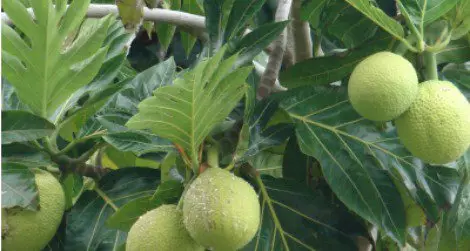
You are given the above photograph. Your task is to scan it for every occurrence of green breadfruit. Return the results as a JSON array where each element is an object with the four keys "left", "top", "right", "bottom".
[
  {"left": 395, "top": 80, "right": 470, "bottom": 164},
  {"left": 183, "top": 167, "right": 261, "bottom": 251},
  {"left": 2, "top": 169, "right": 65, "bottom": 251},
  {"left": 126, "top": 204, "right": 204, "bottom": 251},
  {"left": 348, "top": 51, "right": 419, "bottom": 121}
]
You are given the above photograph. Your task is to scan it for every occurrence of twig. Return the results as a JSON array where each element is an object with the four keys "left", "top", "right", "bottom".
[
  {"left": 54, "top": 131, "right": 107, "bottom": 156},
  {"left": 258, "top": 0, "right": 293, "bottom": 99},
  {"left": 52, "top": 154, "right": 110, "bottom": 180},
  {"left": 291, "top": 0, "right": 313, "bottom": 62}
]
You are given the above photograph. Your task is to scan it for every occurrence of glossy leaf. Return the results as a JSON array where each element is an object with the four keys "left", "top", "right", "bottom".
[
  {"left": 442, "top": 63, "right": 470, "bottom": 97},
  {"left": 181, "top": 0, "right": 204, "bottom": 56},
  {"left": 100, "top": 57, "right": 177, "bottom": 116},
  {"left": 2, "top": 110, "right": 55, "bottom": 144},
  {"left": 243, "top": 176, "right": 369, "bottom": 250},
  {"left": 399, "top": 0, "right": 459, "bottom": 27},
  {"left": 1, "top": 163, "right": 38, "bottom": 210},
  {"left": 155, "top": 0, "right": 181, "bottom": 51},
  {"left": 278, "top": 85, "right": 410, "bottom": 244},
  {"left": 1, "top": 0, "right": 111, "bottom": 117},
  {"left": 127, "top": 48, "right": 252, "bottom": 164},
  {"left": 301, "top": 0, "right": 328, "bottom": 28},
  {"left": 437, "top": 38, "right": 470, "bottom": 64},
  {"left": 204, "top": 0, "right": 225, "bottom": 54},
  {"left": 279, "top": 31, "right": 395, "bottom": 89},
  {"left": 105, "top": 180, "right": 183, "bottom": 231},
  {"left": 225, "top": 0, "right": 266, "bottom": 41},
  {"left": 1, "top": 79, "right": 29, "bottom": 111},
  {"left": 343, "top": 0, "right": 405, "bottom": 42},
  {"left": 230, "top": 21, "right": 290, "bottom": 67},
  {"left": 103, "top": 130, "right": 174, "bottom": 156},
  {"left": 2, "top": 143, "right": 54, "bottom": 168},
  {"left": 282, "top": 134, "right": 311, "bottom": 183},
  {"left": 64, "top": 168, "right": 161, "bottom": 250}
]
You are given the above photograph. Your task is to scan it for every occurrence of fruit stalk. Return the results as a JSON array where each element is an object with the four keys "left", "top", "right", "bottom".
[{"left": 423, "top": 51, "right": 438, "bottom": 80}]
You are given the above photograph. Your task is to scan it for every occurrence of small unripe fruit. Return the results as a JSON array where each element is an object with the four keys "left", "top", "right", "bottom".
[
  {"left": 183, "top": 167, "right": 260, "bottom": 250},
  {"left": 2, "top": 169, "right": 65, "bottom": 251},
  {"left": 348, "top": 52, "right": 419, "bottom": 121},
  {"left": 126, "top": 204, "right": 204, "bottom": 251},
  {"left": 395, "top": 80, "right": 470, "bottom": 164}
]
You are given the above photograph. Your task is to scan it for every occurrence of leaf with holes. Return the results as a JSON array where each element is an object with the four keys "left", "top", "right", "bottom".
[
  {"left": 64, "top": 168, "right": 161, "bottom": 250},
  {"left": 1, "top": 0, "right": 112, "bottom": 118},
  {"left": 127, "top": 48, "right": 252, "bottom": 165}
]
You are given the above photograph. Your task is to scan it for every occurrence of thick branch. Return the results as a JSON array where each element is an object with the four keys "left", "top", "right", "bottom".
[
  {"left": 1, "top": 4, "right": 206, "bottom": 29},
  {"left": 258, "top": 0, "right": 293, "bottom": 99},
  {"left": 291, "top": 0, "right": 313, "bottom": 62}
]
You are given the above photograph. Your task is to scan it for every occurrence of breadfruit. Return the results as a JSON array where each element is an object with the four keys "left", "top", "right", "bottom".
[
  {"left": 395, "top": 80, "right": 470, "bottom": 164},
  {"left": 126, "top": 204, "right": 204, "bottom": 251},
  {"left": 2, "top": 169, "right": 65, "bottom": 251},
  {"left": 183, "top": 167, "right": 260, "bottom": 251},
  {"left": 348, "top": 51, "right": 419, "bottom": 121}
]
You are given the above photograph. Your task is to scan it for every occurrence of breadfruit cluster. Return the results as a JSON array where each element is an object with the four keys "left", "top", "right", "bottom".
[
  {"left": 126, "top": 167, "right": 261, "bottom": 251},
  {"left": 349, "top": 52, "right": 470, "bottom": 164},
  {"left": 2, "top": 169, "right": 65, "bottom": 251}
]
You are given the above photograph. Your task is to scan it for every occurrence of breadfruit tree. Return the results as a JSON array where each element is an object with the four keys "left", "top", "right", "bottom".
[{"left": 1, "top": 0, "right": 469, "bottom": 251}]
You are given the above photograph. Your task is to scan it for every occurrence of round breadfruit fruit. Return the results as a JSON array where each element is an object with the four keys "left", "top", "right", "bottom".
[
  {"left": 126, "top": 204, "right": 204, "bottom": 251},
  {"left": 2, "top": 169, "right": 65, "bottom": 251},
  {"left": 348, "top": 51, "right": 419, "bottom": 121},
  {"left": 395, "top": 80, "right": 470, "bottom": 164},
  {"left": 183, "top": 167, "right": 260, "bottom": 251}
]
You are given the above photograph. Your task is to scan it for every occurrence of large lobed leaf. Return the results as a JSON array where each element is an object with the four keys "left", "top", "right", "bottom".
[
  {"left": 1, "top": 110, "right": 55, "bottom": 145},
  {"left": 1, "top": 0, "right": 112, "bottom": 118},
  {"left": 1, "top": 163, "right": 38, "bottom": 211},
  {"left": 276, "top": 84, "right": 461, "bottom": 245},
  {"left": 127, "top": 48, "right": 252, "bottom": 163},
  {"left": 242, "top": 176, "right": 369, "bottom": 250},
  {"left": 64, "top": 168, "right": 161, "bottom": 250}
]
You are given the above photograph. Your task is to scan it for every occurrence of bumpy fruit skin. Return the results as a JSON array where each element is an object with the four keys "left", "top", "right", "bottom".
[
  {"left": 2, "top": 169, "right": 65, "bottom": 251},
  {"left": 183, "top": 167, "right": 260, "bottom": 251},
  {"left": 395, "top": 80, "right": 470, "bottom": 164},
  {"left": 348, "top": 51, "right": 419, "bottom": 121},
  {"left": 126, "top": 204, "right": 204, "bottom": 251}
]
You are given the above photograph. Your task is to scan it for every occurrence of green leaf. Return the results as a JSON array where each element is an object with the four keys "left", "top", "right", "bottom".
[
  {"left": 1, "top": 110, "right": 55, "bottom": 144},
  {"left": 1, "top": 163, "right": 38, "bottom": 210},
  {"left": 445, "top": 0, "right": 470, "bottom": 40},
  {"left": 127, "top": 48, "right": 252, "bottom": 164},
  {"left": 437, "top": 38, "right": 470, "bottom": 64},
  {"left": 203, "top": 0, "right": 225, "bottom": 54},
  {"left": 2, "top": 78, "right": 29, "bottom": 111},
  {"left": 116, "top": 0, "right": 145, "bottom": 31},
  {"left": 301, "top": 0, "right": 328, "bottom": 28},
  {"left": 103, "top": 130, "right": 174, "bottom": 156},
  {"left": 230, "top": 20, "right": 290, "bottom": 67},
  {"left": 155, "top": 0, "right": 182, "bottom": 51},
  {"left": 2, "top": 143, "right": 54, "bottom": 168},
  {"left": 64, "top": 168, "right": 161, "bottom": 250},
  {"left": 282, "top": 134, "right": 311, "bottom": 183},
  {"left": 105, "top": 180, "right": 183, "bottom": 231},
  {"left": 442, "top": 63, "right": 470, "bottom": 96},
  {"left": 224, "top": 0, "right": 267, "bottom": 41},
  {"left": 1, "top": 0, "right": 111, "bottom": 117},
  {"left": 278, "top": 85, "right": 409, "bottom": 244},
  {"left": 279, "top": 31, "right": 395, "bottom": 89},
  {"left": 100, "top": 57, "right": 177, "bottom": 116},
  {"left": 62, "top": 173, "right": 84, "bottom": 210},
  {"left": 323, "top": 1, "right": 378, "bottom": 48},
  {"left": 399, "top": 0, "right": 460, "bottom": 27},
  {"left": 181, "top": 0, "right": 204, "bottom": 56},
  {"left": 249, "top": 151, "right": 284, "bottom": 177},
  {"left": 243, "top": 176, "right": 369, "bottom": 250},
  {"left": 342, "top": 0, "right": 405, "bottom": 42}
]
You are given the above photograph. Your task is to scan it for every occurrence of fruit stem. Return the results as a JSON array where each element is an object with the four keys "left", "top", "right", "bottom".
[
  {"left": 423, "top": 51, "right": 438, "bottom": 80},
  {"left": 206, "top": 144, "right": 219, "bottom": 168}
]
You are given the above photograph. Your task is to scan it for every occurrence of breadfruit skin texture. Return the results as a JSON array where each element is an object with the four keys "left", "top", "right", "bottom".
[
  {"left": 2, "top": 169, "right": 65, "bottom": 251},
  {"left": 183, "top": 167, "right": 261, "bottom": 251},
  {"left": 126, "top": 204, "right": 204, "bottom": 251},
  {"left": 395, "top": 80, "right": 470, "bottom": 164},
  {"left": 348, "top": 51, "right": 419, "bottom": 121}
]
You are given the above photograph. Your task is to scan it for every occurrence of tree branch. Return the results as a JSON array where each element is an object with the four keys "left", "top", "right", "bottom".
[
  {"left": 52, "top": 155, "right": 110, "bottom": 180},
  {"left": 291, "top": 0, "right": 313, "bottom": 62},
  {"left": 257, "top": 0, "right": 293, "bottom": 99},
  {"left": 1, "top": 4, "right": 206, "bottom": 29}
]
